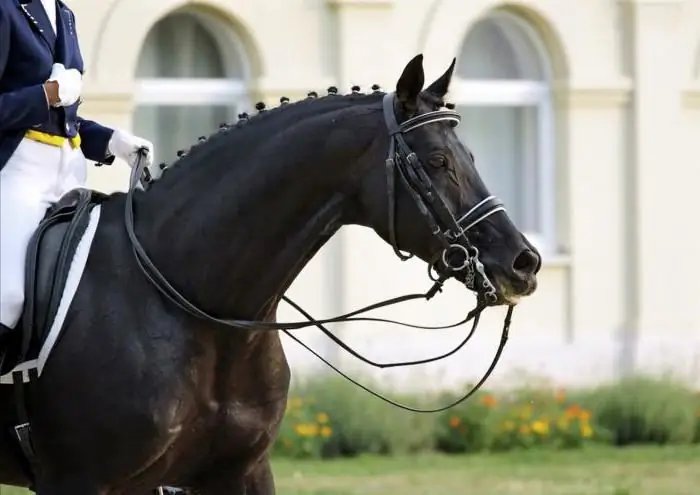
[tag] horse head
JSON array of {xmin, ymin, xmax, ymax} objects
[{"xmin": 351, "ymin": 54, "xmax": 542, "ymax": 306}]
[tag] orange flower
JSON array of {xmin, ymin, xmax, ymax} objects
[
  {"xmin": 480, "ymin": 395, "xmax": 497, "ymax": 407},
  {"xmin": 565, "ymin": 404, "xmax": 582, "ymax": 418},
  {"xmin": 448, "ymin": 416, "xmax": 461, "ymax": 428},
  {"xmin": 555, "ymin": 389, "xmax": 566, "ymax": 404}
]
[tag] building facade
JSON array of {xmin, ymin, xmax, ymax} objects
[{"xmin": 72, "ymin": 0, "xmax": 700, "ymax": 389}]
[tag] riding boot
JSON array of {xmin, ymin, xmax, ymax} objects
[
  {"xmin": 0, "ymin": 323, "xmax": 12, "ymax": 338},
  {"xmin": 0, "ymin": 323, "xmax": 12, "ymax": 370}
]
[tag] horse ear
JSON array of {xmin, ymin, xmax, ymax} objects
[
  {"xmin": 396, "ymin": 54, "xmax": 425, "ymax": 113},
  {"xmin": 425, "ymin": 57, "xmax": 456, "ymax": 98}
]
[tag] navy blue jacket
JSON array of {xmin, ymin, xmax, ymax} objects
[{"xmin": 0, "ymin": 0, "xmax": 115, "ymax": 171}]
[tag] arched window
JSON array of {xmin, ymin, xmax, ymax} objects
[
  {"xmin": 133, "ymin": 10, "xmax": 250, "ymax": 163},
  {"xmin": 453, "ymin": 11, "xmax": 555, "ymax": 253}
]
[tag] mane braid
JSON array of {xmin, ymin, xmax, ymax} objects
[{"xmin": 147, "ymin": 89, "xmax": 387, "ymax": 188}]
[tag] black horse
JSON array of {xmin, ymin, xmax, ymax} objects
[{"xmin": 0, "ymin": 55, "xmax": 540, "ymax": 494}]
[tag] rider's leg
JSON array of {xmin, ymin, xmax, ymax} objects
[
  {"xmin": 0, "ymin": 139, "xmax": 62, "ymax": 329},
  {"xmin": 55, "ymin": 140, "xmax": 88, "ymax": 195}
]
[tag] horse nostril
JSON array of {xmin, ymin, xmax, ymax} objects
[{"xmin": 512, "ymin": 249, "xmax": 540, "ymax": 275}]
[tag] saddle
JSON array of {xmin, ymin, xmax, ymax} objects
[
  {"xmin": 0, "ymin": 188, "xmax": 180, "ymax": 495},
  {"xmin": 0, "ymin": 188, "xmax": 107, "ymax": 377}
]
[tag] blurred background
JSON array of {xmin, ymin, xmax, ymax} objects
[{"xmin": 11, "ymin": 0, "xmax": 697, "ymax": 493}]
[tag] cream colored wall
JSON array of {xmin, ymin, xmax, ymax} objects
[{"xmin": 69, "ymin": 0, "xmax": 700, "ymax": 388}]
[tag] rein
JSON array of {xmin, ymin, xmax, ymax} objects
[{"xmin": 123, "ymin": 92, "xmax": 514, "ymax": 413}]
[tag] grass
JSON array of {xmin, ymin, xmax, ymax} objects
[
  {"xmin": 270, "ymin": 445, "xmax": 700, "ymax": 495},
  {"xmin": 1, "ymin": 445, "xmax": 698, "ymax": 494}
]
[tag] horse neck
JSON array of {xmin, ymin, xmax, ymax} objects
[{"xmin": 133, "ymin": 96, "xmax": 383, "ymax": 320}]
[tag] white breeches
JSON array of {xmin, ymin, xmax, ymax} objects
[{"xmin": 0, "ymin": 138, "xmax": 87, "ymax": 328}]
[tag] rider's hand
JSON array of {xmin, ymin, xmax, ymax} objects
[
  {"xmin": 108, "ymin": 128, "xmax": 155, "ymax": 171},
  {"xmin": 46, "ymin": 63, "xmax": 82, "ymax": 107},
  {"xmin": 43, "ymin": 81, "xmax": 59, "ymax": 106}
]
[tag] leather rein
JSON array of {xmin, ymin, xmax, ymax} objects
[{"xmin": 124, "ymin": 92, "xmax": 514, "ymax": 413}]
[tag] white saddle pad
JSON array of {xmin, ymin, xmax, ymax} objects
[{"xmin": 1, "ymin": 205, "xmax": 102, "ymax": 385}]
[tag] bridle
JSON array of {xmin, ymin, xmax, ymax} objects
[
  {"xmin": 381, "ymin": 92, "xmax": 505, "ymax": 303},
  {"xmin": 125, "ymin": 92, "xmax": 515, "ymax": 413}
]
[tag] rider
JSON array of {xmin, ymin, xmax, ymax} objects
[{"xmin": 0, "ymin": 0, "xmax": 155, "ymax": 339}]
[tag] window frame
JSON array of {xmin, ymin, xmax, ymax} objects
[
  {"xmin": 135, "ymin": 78, "xmax": 248, "ymax": 106},
  {"xmin": 132, "ymin": 10, "xmax": 253, "ymax": 164},
  {"xmin": 450, "ymin": 11, "xmax": 556, "ymax": 254},
  {"xmin": 133, "ymin": 10, "xmax": 251, "ymax": 124}
]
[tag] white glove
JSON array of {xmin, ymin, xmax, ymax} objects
[
  {"xmin": 47, "ymin": 63, "xmax": 82, "ymax": 107},
  {"xmin": 108, "ymin": 128, "xmax": 155, "ymax": 171}
]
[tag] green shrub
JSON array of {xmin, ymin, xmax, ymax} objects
[
  {"xmin": 271, "ymin": 394, "xmax": 332, "ymax": 458},
  {"xmin": 282, "ymin": 374, "xmax": 436, "ymax": 458},
  {"xmin": 271, "ymin": 373, "xmax": 698, "ymax": 459},
  {"xmin": 692, "ymin": 391, "xmax": 700, "ymax": 443},
  {"xmin": 582, "ymin": 376, "xmax": 697, "ymax": 446},
  {"xmin": 434, "ymin": 385, "xmax": 600, "ymax": 453},
  {"xmin": 434, "ymin": 388, "xmax": 496, "ymax": 453}
]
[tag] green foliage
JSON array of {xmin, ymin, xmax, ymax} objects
[
  {"xmin": 285, "ymin": 375, "xmax": 436, "ymax": 458},
  {"xmin": 434, "ymin": 385, "xmax": 599, "ymax": 453},
  {"xmin": 695, "ymin": 392, "xmax": 700, "ymax": 443},
  {"xmin": 272, "ymin": 373, "xmax": 699, "ymax": 459},
  {"xmin": 579, "ymin": 376, "xmax": 698, "ymax": 446}
]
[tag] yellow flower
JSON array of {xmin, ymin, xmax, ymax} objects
[
  {"xmin": 580, "ymin": 423, "xmax": 593, "ymax": 438},
  {"xmin": 578, "ymin": 409, "xmax": 591, "ymax": 422},
  {"xmin": 320, "ymin": 426, "xmax": 332, "ymax": 437},
  {"xmin": 293, "ymin": 423, "xmax": 319, "ymax": 437},
  {"xmin": 531, "ymin": 420, "xmax": 549, "ymax": 436},
  {"xmin": 518, "ymin": 405, "xmax": 533, "ymax": 419},
  {"xmin": 316, "ymin": 412, "xmax": 329, "ymax": 423}
]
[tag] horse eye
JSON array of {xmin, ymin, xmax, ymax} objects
[{"xmin": 429, "ymin": 156, "xmax": 447, "ymax": 168}]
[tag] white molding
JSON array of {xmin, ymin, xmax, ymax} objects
[
  {"xmin": 682, "ymin": 81, "xmax": 700, "ymax": 108},
  {"xmin": 537, "ymin": 98, "xmax": 556, "ymax": 250},
  {"xmin": 554, "ymin": 79, "xmax": 633, "ymax": 108},
  {"xmin": 135, "ymin": 78, "xmax": 247, "ymax": 106},
  {"xmin": 617, "ymin": 0, "xmax": 683, "ymax": 4},
  {"xmin": 80, "ymin": 91, "xmax": 134, "ymax": 114},
  {"xmin": 255, "ymin": 76, "xmax": 338, "ymax": 96},
  {"xmin": 540, "ymin": 253, "xmax": 572, "ymax": 269},
  {"xmin": 450, "ymin": 79, "xmax": 549, "ymax": 106},
  {"xmin": 325, "ymin": 0, "xmax": 394, "ymax": 8}
]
